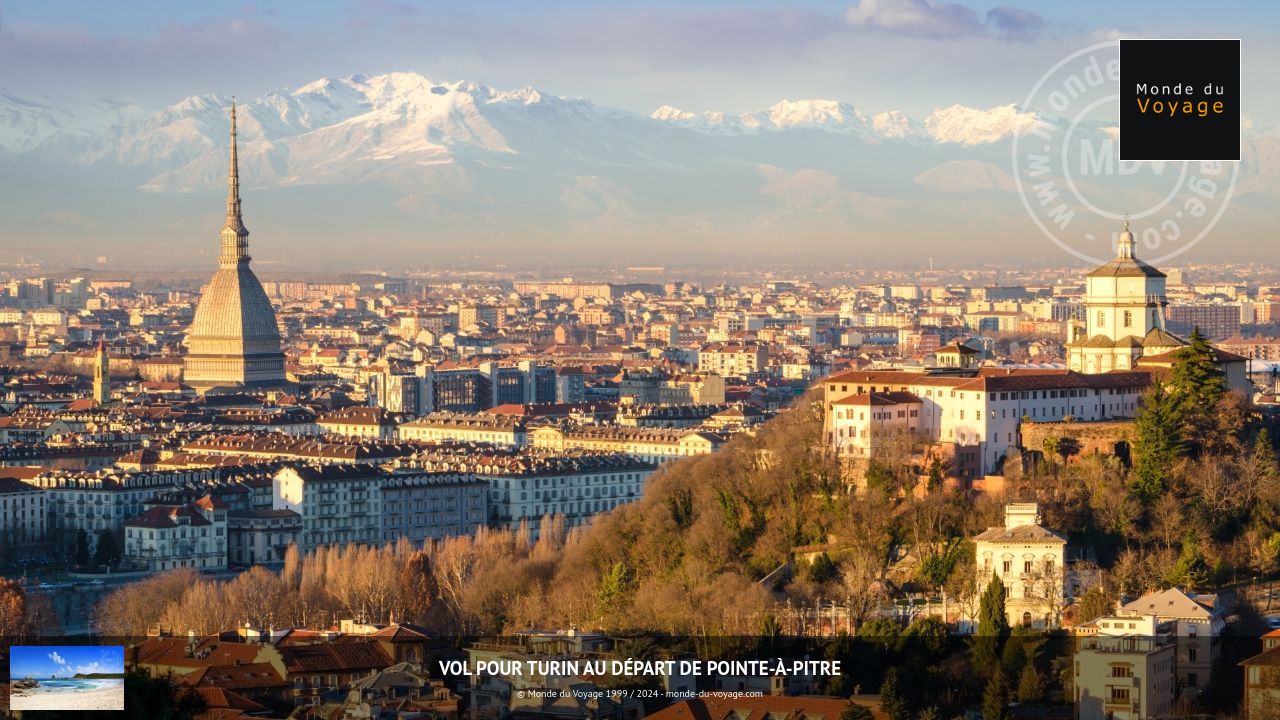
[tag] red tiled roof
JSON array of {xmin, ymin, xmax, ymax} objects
[{"xmin": 279, "ymin": 641, "xmax": 391, "ymax": 673}]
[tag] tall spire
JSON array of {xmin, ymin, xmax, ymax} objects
[{"xmin": 219, "ymin": 97, "xmax": 250, "ymax": 268}]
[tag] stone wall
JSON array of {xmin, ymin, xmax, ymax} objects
[{"xmin": 1019, "ymin": 419, "xmax": 1135, "ymax": 467}]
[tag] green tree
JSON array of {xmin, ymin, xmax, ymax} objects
[
  {"xmin": 1042, "ymin": 436, "xmax": 1060, "ymax": 470},
  {"xmin": 74, "ymin": 528, "xmax": 90, "ymax": 567},
  {"xmin": 982, "ymin": 670, "xmax": 1011, "ymax": 720},
  {"xmin": 1074, "ymin": 586, "xmax": 1115, "ymax": 625},
  {"xmin": 1166, "ymin": 532, "xmax": 1209, "ymax": 591},
  {"xmin": 808, "ymin": 552, "xmax": 837, "ymax": 584},
  {"xmin": 93, "ymin": 530, "xmax": 119, "ymax": 567},
  {"xmin": 1168, "ymin": 327, "xmax": 1227, "ymax": 454},
  {"xmin": 596, "ymin": 562, "xmax": 634, "ymax": 614},
  {"xmin": 903, "ymin": 616, "xmax": 948, "ymax": 659},
  {"xmin": 1017, "ymin": 664, "xmax": 1043, "ymax": 703},
  {"xmin": 879, "ymin": 668, "xmax": 910, "ymax": 720},
  {"xmin": 839, "ymin": 704, "xmax": 875, "ymax": 720},
  {"xmin": 975, "ymin": 572, "xmax": 1010, "ymax": 671},
  {"xmin": 1131, "ymin": 381, "xmax": 1185, "ymax": 503}
]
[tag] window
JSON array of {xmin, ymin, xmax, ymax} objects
[
  {"xmin": 1002, "ymin": 560, "xmax": 1011, "ymax": 573},
  {"xmin": 1123, "ymin": 310, "xmax": 1133, "ymax": 327},
  {"xmin": 1097, "ymin": 310, "xmax": 1105, "ymax": 326},
  {"xmin": 1024, "ymin": 560, "xmax": 1033, "ymax": 574},
  {"xmin": 1109, "ymin": 687, "xmax": 1130, "ymax": 703},
  {"xmin": 1111, "ymin": 665, "xmax": 1132, "ymax": 678}
]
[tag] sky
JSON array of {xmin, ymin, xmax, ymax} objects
[
  {"xmin": 9, "ymin": 645, "xmax": 124, "ymax": 679},
  {"xmin": 2, "ymin": 0, "xmax": 1279, "ymax": 269},
  {"xmin": 3, "ymin": 0, "xmax": 1278, "ymax": 120}
]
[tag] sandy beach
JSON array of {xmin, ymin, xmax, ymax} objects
[{"xmin": 10, "ymin": 680, "xmax": 125, "ymax": 711}]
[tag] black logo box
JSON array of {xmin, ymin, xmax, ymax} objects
[{"xmin": 1119, "ymin": 39, "xmax": 1240, "ymax": 161}]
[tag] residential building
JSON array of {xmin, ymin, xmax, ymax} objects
[
  {"xmin": 1120, "ymin": 588, "xmax": 1225, "ymax": 693},
  {"xmin": 1074, "ymin": 613, "xmax": 1177, "ymax": 720},
  {"xmin": 478, "ymin": 453, "xmax": 654, "ymax": 536},
  {"xmin": 698, "ymin": 342, "xmax": 767, "ymax": 378},
  {"xmin": 0, "ymin": 476, "xmax": 46, "ymax": 550},
  {"xmin": 124, "ymin": 494, "xmax": 229, "ymax": 571},
  {"xmin": 529, "ymin": 425, "xmax": 726, "ymax": 465},
  {"xmin": 1240, "ymin": 629, "xmax": 1280, "ymax": 720},
  {"xmin": 227, "ymin": 508, "xmax": 302, "ymax": 566},
  {"xmin": 380, "ymin": 471, "xmax": 487, "ymax": 544},
  {"xmin": 397, "ymin": 412, "xmax": 528, "ymax": 446},
  {"xmin": 973, "ymin": 503, "xmax": 1067, "ymax": 629},
  {"xmin": 317, "ymin": 406, "xmax": 400, "ymax": 440},
  {"xmin": 273, "ymin": 464, "xmax": 384, "ymax": 551}
]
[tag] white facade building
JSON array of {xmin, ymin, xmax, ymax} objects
[
  {"xmin": 0, "ymin": 477, "xmax": 46, "ymax": 549},
  {"xmin": 1074, "ymin": 614, "xmax": 1177, "ymax": 720},
  {"xmin": 973, "ymin": 503, "xmax": 1067, "ymax": 629},
  {"xmin": 124, "ymin": 495, "xmax": 228, "ymax": 572},
  {"xmin": 273, "ymin": 464, "xmax": 384, "ymax": 551}
]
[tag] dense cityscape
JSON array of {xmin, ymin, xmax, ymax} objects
[{"xmin": 0, "ymin": 100, "xmax": 1275, "ymax": 720}]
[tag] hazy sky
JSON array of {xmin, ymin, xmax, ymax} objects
[
  {"xmin": 2, "ymin": 0, "xmax": 1278, "ymax": 270},
  {"xmin": 3, "ymin": 0, "xmax": 1278, "ymax": 121}
]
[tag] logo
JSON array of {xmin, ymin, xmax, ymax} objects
[{"xmin": 1012, "ymin": 41, "xmax": 1238, "ymax": 265}]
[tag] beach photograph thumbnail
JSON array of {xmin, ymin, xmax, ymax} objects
[{"xmin": 8, "ymin": 645, "xmax": 125, "ymax": 711}]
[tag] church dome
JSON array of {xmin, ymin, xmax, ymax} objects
[{"xmin": 1086, "ymin": 221, "xmax": 1166, "ymax": 278}]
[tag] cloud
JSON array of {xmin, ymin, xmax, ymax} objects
[
  {"xmin": 344, "ymin": 0, "xmax": 423, "ymax": 31},
  {"xmin": 48, "ymin": 651, "xmax": 65, "ymax": 665},
  {"xmin": 845, "ymin": 0, "xmax": 984, "ymax": 39},
  {"xmin": 985, "ymin": 6, "xmax": 1045, "ymax": 41},
  {"xmin": 75, "ymin": 661, "xmax": 111, "ymax": 675}
]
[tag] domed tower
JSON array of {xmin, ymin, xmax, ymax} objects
[
  {"xmin": 184, "ymin": 100, "xmax": 287, "ymax": 391},
  {"xmin": 1067, "ymin": 221, "xmax": 1182, "ymax": 373}
]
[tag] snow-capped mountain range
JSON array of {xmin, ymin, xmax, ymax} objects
[
  {"xmin": 1, "ymin": 71, "xmax": 1274, "ymax": 264},
  {"xmin": 0, "ymin": 71, "xmax": 1046, "ymax": 190}
]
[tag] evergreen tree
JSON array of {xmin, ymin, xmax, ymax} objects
[
  {"xmin": 982, "ymin": 670, "xmax": 1011, "ymax": 720},
  {"xmin": 1017, "ymin": 664, "xmax": 1043, "ymax": 703},
  {"xmin": 1169, "ymin": 327, "xmax": 1227, "ymax": 410},
  {"xmin": 878, "ymin": 668, "xmax": 910, "ymax": 720},
  {"xmin": 1166, "ymin": 532, "xmax": 1209, "ymax": 591},
  {"xmin": 74, "ymin": 529, "xmax": 90, "ymax": 567},
  {"xmin": 808, "ymin": 552, "xmax": 837, "ymax": 583},
  {"xmin": 839, "ymin": 704, "xmax": 875, "ymax": 720},
  {"xmin": 94, "ymin": 530, "xmax": 119, "ymax": 567},
  {"xmin": 974, "ymin": 573, "xmax": 1010, "ymax": 671},
  {"xmin": 1168, "ymin": 327, "xmax": 1228, "ymax": 454},
  {"xmin": 1131, "ymin": 381, "xmax": 1185, "ymax": 503}
]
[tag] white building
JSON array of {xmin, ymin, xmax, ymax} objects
[
  {"xmin": 0, "ymin": 477, "xmax": 46, "ymax": 550},
  {"xmin": 1120, "ymin": 588, "xmax": 1224, "ymax": 693},
  {"xmin": 698, "ymin": 342, "xmax": 767, "ymax": 378},
  {"xmin": 273, "ymin": 464, "xmax": 384, "ymax": 551},
  {"xmin": 973, "ymin": 503, "xmax": 1067, "ymax": 629},
  {"xmin": 479, "ymin": 454, "xmax": 655, "ymax": 537},
  {"xmin": 124, "ymin": 495, "xmax": 228, "ymax": 572},
  {"xmin": 824, "ymin": 368, "xmax": 1148, "ymax": 478},
  {"xmin": 529, "ymin": 425, "xmax": 725, "ymax": 465},
  {"xmin": 1074, "ymin": 614, "xmax": 1176, "ymax": 720},
  {"xmin": 398, "ymin": 413, "xmax": 528, "ymax": 447}
]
